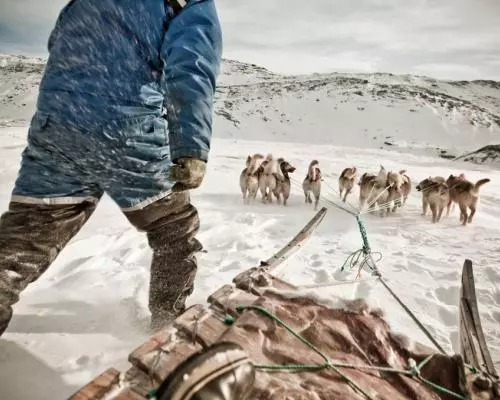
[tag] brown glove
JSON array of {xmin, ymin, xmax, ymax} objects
[{"xmin": 169, "ymin": 157, "xmax": 207, "ymax": 192}]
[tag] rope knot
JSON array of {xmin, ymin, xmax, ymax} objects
[{"xmin": 408, "ymin": 358, "xmax": 420, "ymax": 377}]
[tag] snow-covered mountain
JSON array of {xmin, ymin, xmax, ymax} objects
[
  {"xmin": 2, "ymin": 53, "xmax": 499, "ymax": 161},
  {"xmin": 1, "ymin": 53, "xmax": 500, "ymax": 400}
]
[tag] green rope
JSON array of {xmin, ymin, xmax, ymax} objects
[
  {"xmin": 236, "ymin": 305, "xmax": 377, "ymax": 399},
  {"xmin": 236, "ymin": 305, "xmax": 469, "ymax": 400},
  {"xmin": 339, "ymin": 215, "xmax": 381, "ymax": 274},
  {"xmin": 340, "ymin": 248, "xmax": 365, "ymax": 271},
  {"xmin": 355, "ymin": 215, "xmax": 371, "ymax": 254}
]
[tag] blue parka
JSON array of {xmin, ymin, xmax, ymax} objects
[{"xmin": 36, "ymin": 0, "xmax": 222, "ymax": 163}]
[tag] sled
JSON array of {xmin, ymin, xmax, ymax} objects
[{"xmin": 68, "ymin": 207, "xmax": 499, "ymax": 400}]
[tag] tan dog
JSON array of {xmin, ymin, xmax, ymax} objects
[
  {"xmin": 239, "ymin": 153, "xmax": 264, "ymax": 204},
  {"xmin": 358, "ymin": 165, "xmax": 390, "ymax": 216},
  {"xmin": 416, "ymin": 177, "xmax": 449, "ymax": 223},
  {"xmin": 399, "ymin": 170, "xmax": 412, "ymax": 206},
  {"xmin": 338, "ymin": 167, "xmax": 357, "ymax": 203},
  {"xmin": 258, "ymin": 154, "xmax": 283, "ymax": 203},
  {"xmin": 445, "ymin": 174, "xmax": 490, "ymax": 225},
  {"xmin": 387, "ymin": 170, "xmax": 411, "ymax": 212},
  {"xmin": 273, "ymin": 158, "xmax": 296, "ymax": 206},
  {"xmin": 302, "ymin": 160, "xmax": 322, "ymax": 210}
]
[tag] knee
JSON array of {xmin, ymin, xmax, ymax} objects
[{"xmin": 123, "ymin": 192, "xmax": 201, "ymax": 249}]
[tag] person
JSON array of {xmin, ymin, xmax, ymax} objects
[{"xmin": 0, "ymin": 0, "xmax": 223, "ymax": 335}]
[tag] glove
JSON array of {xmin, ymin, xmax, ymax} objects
[{"xmin": 169, "ymin": 157, "xmax": 207, "ymax": 192}]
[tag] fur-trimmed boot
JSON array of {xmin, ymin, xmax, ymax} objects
[{"xmin": 124, "ymin": 191, "xmax": 203, "ymax": 331}]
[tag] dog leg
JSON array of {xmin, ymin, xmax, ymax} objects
[
  {"xmin": 342, "ymin": 188, "xmax": 350, "ymax": 203},
  {"xmin": 377, "ymin": 201, "xmax": 385, "ymax": 218},
  {"xmin": 468, "ymin": 205, "xmax": 476, "ymax": 224},
  {"xmin": 314, "ymin": 194, "xmax": 320, "ymax": 211},
  {"xmin": 275, "ymin": 192, "xmax": 282, "ymax": 205},
  {"xmin": 437, "ymin": 204, "xmax": 445, "ymax": 222},
  {"xmin": 446, "ymin": 199, "xmax": 452, "ymax": 217},
  {"xmin": 359, "ymin": 195, "xmax": 366, "ymax": 210},
  {"xmin": 430, "ymin": 203, "xmax": 438, "ymax": 223},
  {"xmin": 249, "ymin": 188, "xmax": 259, "ymax": 205},
  {"xmin": 283, "ymin": 195, "xmax": 288, "ymax": 206},
  {"xmin": 422, "ymin": 198, "xmax": 428, "ymax": 216},
  {"xmin": 459, "ymin": 203, "xmax": 468, "ymax": 225},
  {"xmin": 392, "ymin": 197, "xmax": 399, "ymax": 213}
]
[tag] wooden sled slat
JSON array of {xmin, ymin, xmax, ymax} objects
[
  {"xmin": 260, "ymin": 206, "xmax": 328, "ymax": 273},
  {"xmin": 459, "ymin": 259, "xmax": 498, "ymax": 378},
  {"xmin": 68, "ymin": 368, "xmax": 121, "ymax": 400}
]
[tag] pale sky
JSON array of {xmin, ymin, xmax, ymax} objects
[{"xmin": 1, "ymin": 0, "xmax": 499, "ymax": 80}]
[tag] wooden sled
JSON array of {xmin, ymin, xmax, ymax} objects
[{"xmin": 68, "ymin": 208, "xmax": 499, "ymax": 400}]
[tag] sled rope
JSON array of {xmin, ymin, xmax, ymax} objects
[
  {"xmin": 334, "ymin": 213, "xmax": 448, "ymax": 355},
  {"xmin": 233, "ymin": 305, "xmax": 469, "ymax": 400},
  {"xmin": 233, "ymin": 305, "xmax": 376, "ymax": 400},
  {"xmin": 375, "ymin": 275, "xmax": 448, "ymax": 355},
  {"xmin": 291, "ymin": 177, "xmax": 446, "ymax": 357}
]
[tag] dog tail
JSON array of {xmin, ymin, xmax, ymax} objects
[{"xmin": 474, "ymin": 178, "xmax": 490, "ymax": 191}]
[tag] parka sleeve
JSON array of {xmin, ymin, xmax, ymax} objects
[{"xmin": 160, "ymin": 0, "xmax": 223, "ymax": 163}]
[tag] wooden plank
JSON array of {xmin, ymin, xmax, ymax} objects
[
  {"xmin": 128, "ymin": 326, "xmax": 178, "ymax": 377},
  {"xmin": 232, "ymin": 207, "xmax": 327, "ymax": 294},
  {"xmin": 260, "ymin": 206, "xmax": 328, "ymax": 274},
  {"xmin": 173, "ymin": 306, "xmax": 228, "ymax": 347},
  {"xmin": 152, "ymin": 341, "xmax": 203, "ymax": 382},
  {"xmin": 68, "ymin": 368, "xmax": 120, "ymax": 400},
  {"xmin": 124, "ymin": 366, "xmax": 154, "ymax": 398},
  {"xmin": 207, "ymin": 284, "xmax": 258, "ymax": 317},
  {"xmin": 233, "ymin": 267, "xmax": 298, "ymax": 295},
  {"xmin": 459, "ymin": 259, "xmax": 497, "ymax": 377}
]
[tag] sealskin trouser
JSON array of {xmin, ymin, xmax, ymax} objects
[{"xmin": 0, "ymin": 191, "xmax": 202, "ymax": 336}]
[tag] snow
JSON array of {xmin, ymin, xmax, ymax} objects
[{"xmin": 0, "ymin": 55, "xmax": 500, "ymax": 399}]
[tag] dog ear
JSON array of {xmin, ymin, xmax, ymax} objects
[{"xmin": 246, "ymin": 155, "xmax": 252, "ymax": 166}]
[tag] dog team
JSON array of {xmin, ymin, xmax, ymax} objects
[
  {"xmin": 239, "ymin": 153, "xmax": 321, "ymax": 210},
  {"xmin": 239, "ymin": 153, "xmax": 490, "ymax": 226}
]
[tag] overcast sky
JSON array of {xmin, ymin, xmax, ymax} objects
[{"xmin": 1, "ymin": 0, "xmax": 499, "ymax": 80}]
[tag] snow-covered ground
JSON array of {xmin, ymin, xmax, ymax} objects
[{"xmin": 0, "ymin": 55, "xmax": 500, "ymax": 399}]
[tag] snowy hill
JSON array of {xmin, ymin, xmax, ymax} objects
[
  {"xmin": 2, "ymin": 53, "xmax": 500, "ymax": 159},
  {"xmin": 1, "ymin": 53, "xmax": 500, "ymax": 399}
]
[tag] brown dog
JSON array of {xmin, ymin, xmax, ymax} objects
[
  {"xmin": 273, "ymin": 158, "xmax": 296, "ymax": 206},
  {"xmin": 302, "ymin": 160, "xmax": 322, "ymax": 210},
  {"xmin": 416, "ymin": 177, "xmax": 449, "ymax": 223},
  {"xmin": 239, "ymin": 153, "xmax": 264, "ymax": 204},
  {"xmin": 388, "ymin": 170, "xmax": 412, "ymax": 212},
  {"xmin": 258, "ymin": 154, "xmax": 281, "ymax": 203},
  {"xmin": 358, "ymin": 166, "xmax": 390, "ymax": 216},
  {"xmin": 445, "ymin": 174, "xmax": 490, "ymax": 225},
  {"xmin": 338, "ymin": 167, "xmax": 357, "ymax": 203}
]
